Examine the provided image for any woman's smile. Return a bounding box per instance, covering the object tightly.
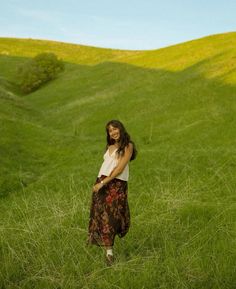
[111,133,119,139]
[108,125,120,141]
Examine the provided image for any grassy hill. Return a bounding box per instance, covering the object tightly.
[0,32,235,289]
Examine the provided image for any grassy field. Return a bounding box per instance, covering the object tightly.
[0,32,236,289]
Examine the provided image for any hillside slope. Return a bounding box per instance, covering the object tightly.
[0,33,235,289]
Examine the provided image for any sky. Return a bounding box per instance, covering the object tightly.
[1,0,236,50]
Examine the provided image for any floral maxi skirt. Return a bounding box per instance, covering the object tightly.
[87,175,130,247]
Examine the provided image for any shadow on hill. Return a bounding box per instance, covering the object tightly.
[22,53,235,143]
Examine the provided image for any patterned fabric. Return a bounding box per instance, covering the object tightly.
[87,174,130,247]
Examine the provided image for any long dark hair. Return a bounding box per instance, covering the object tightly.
[105,119,137,161]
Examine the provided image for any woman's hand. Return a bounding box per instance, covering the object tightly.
[93,182,104,193]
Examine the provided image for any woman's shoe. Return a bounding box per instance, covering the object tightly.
[105,254,115,266]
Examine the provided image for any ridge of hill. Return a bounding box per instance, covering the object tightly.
[0,36,140,65]
[0,32,236,85]
[0,32,235,66]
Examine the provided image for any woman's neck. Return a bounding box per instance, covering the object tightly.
[112,141,120,148]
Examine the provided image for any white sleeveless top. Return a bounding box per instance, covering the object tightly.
[97,147,129,181]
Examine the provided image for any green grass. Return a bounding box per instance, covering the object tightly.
[0,32,236,289]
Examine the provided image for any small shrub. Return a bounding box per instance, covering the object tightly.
[17,53,64,93]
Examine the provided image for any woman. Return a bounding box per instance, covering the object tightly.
[87,119,137,266]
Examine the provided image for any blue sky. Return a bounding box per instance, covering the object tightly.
[1,0,236,50]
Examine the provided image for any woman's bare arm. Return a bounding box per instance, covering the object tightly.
[103,143,133,184]
[102,143,133,184]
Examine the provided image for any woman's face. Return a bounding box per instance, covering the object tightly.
[108,125,120,142]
